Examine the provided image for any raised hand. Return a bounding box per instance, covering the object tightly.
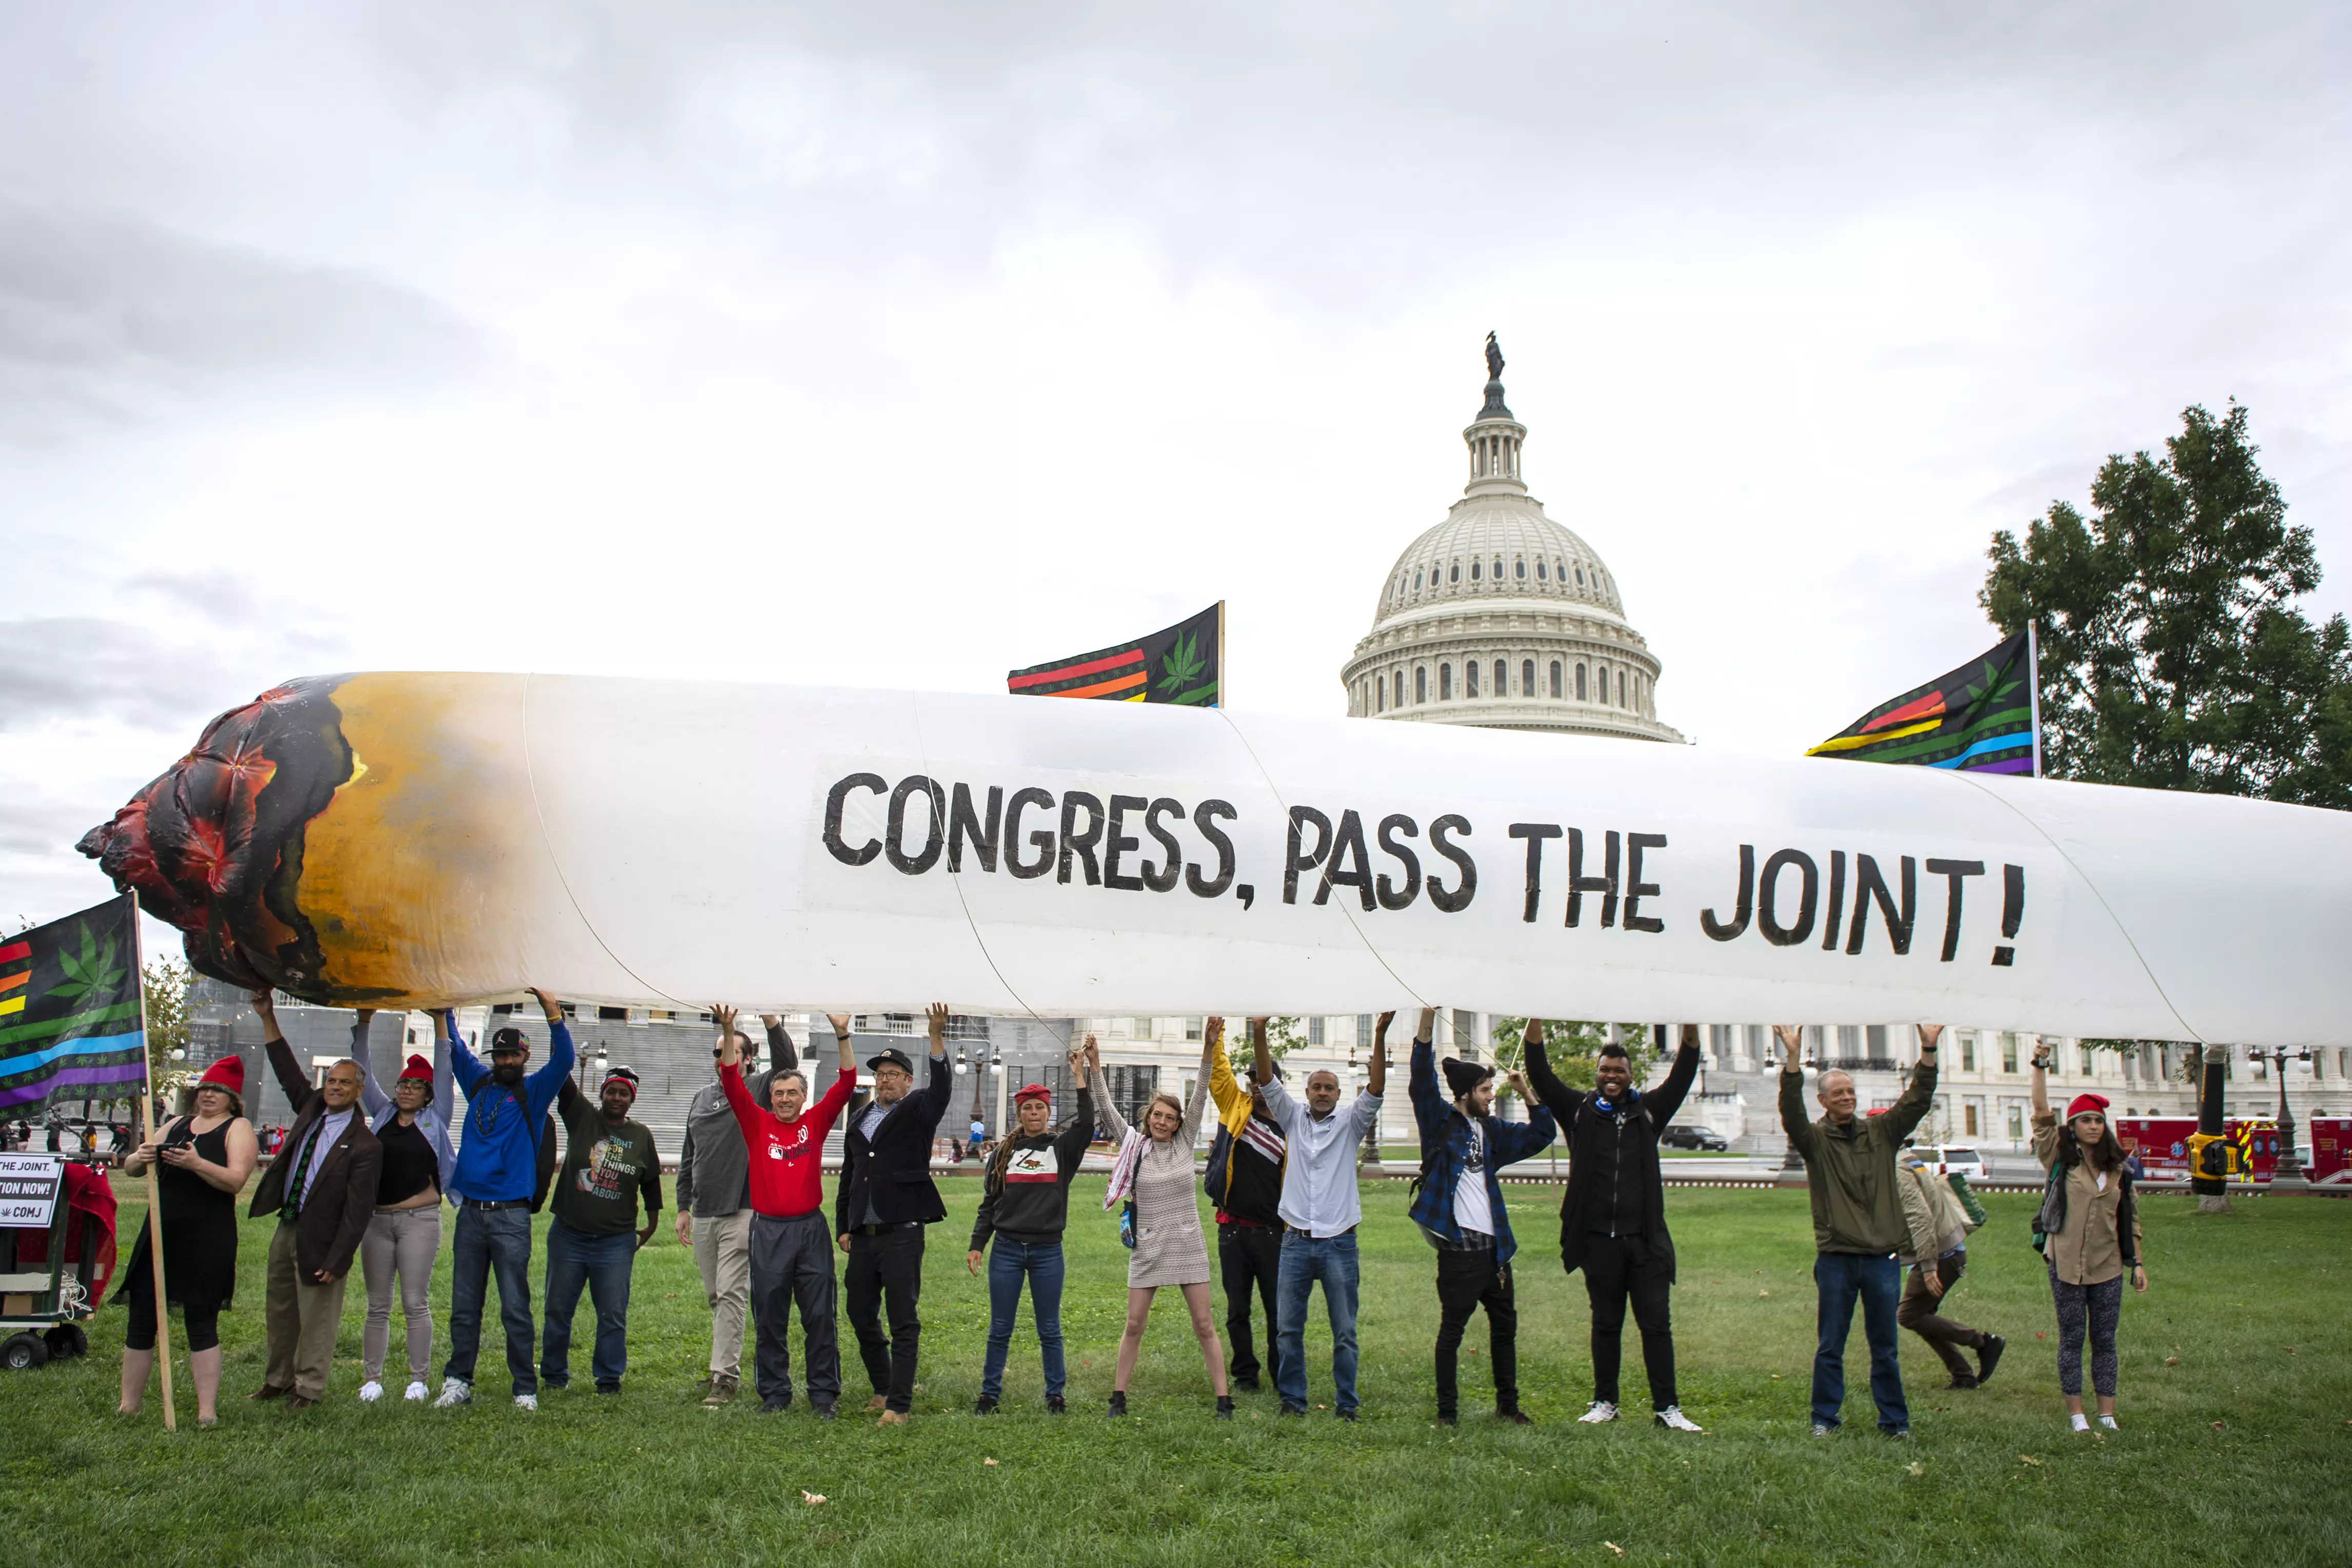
[927,1003,951,1040]
[827,1013,853,1038]
[1772,1025,1803,1065]
[528,987,561,1022]
[1203,1016,1224,1048]
[1916,1024,1944,1050]
[1416,1006,1437,1041]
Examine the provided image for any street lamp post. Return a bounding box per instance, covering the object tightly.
[2257,1045,2312,1189]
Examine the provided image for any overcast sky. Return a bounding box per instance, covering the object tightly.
[5,1,2346,942]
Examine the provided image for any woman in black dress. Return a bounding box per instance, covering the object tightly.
[117,1054,257,1426]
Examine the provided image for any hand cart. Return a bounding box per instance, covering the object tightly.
[0,1152,108,1369]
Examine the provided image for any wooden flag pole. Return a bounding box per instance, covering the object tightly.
[128,892,175,1432]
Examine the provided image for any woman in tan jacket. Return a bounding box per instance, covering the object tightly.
[2030,1045,2148,1432]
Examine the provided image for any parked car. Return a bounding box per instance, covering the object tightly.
[1659,1125,1730,1152]
[1907,1146,1987,1180]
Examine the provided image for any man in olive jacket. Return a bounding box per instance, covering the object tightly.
[1776,1023,1940,1437]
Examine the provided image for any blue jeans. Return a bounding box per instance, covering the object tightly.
[1812,1251,1907,1431]
[444,1204,536,1396]
[541,1219,637,1388]
[980,1239,1066,1402]
[1275,1230,1360,1414]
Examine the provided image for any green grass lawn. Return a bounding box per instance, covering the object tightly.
[1,1179,2344,1566]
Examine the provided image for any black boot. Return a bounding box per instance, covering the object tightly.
[1216,1395,1235,1420]
[1977,1335,2006,1385]
[1107,1391,1128,1417]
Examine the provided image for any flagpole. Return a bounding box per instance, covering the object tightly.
[1215,600,1226,709]
[128,892,175,1432]
[2025,623,2045,779]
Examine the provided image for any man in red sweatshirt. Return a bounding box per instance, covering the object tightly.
[715,1007,859,1418]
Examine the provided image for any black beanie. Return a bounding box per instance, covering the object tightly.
[1441,1057,1493,1099]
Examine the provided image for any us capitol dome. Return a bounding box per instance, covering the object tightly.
[1341,335,1683,744]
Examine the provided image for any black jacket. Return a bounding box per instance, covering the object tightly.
[834,1050,952,1233]
[1526,1037,1698,1281]
[251,1035,383,1282]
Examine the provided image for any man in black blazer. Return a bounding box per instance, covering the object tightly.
[833,1004,951,1425]
[248,991,383,1408]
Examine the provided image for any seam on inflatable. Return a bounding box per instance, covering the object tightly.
[1948,771,2200,1043]
[519,671,679,1007]
[911,694,1072,1049]
[1213,707,1430,1009]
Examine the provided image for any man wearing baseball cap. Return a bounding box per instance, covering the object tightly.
[540,1060,664,1395]
[435,988,575,1411]
[834,1005,953,1425]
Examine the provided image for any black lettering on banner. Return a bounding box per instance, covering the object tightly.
[1004,787,1056,880]
[1317,810,1377,911]
[823,773,887,866]
[884,775,947,875]
[1844,853,1916,956]
[1623,832,1668,934]
[946,783,1003,874]
[1375,815,1422,910]
[1820,849,1847,951]
[1993,862,2025,965]
[1102,795,1149,891]
[1701,844,1755,941]
[1565,827,1619,928]
[1924,858,1985,962]
[1756,849,1817,946]
[1284,806,1333,905]
[1139,798,1185,894]
[1058,792,1106,886]
[1509,823,1563,923]
[1427,815,1476,914]
[1188,800,1238,898]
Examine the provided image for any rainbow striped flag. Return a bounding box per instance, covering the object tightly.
[1807,631,2040,776]
[0,895,148,1115]
[1007,602,1223,706]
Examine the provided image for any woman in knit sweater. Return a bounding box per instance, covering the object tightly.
[1089,1030,1232,1419]
[965,1045,1095,1415]
[2029,1043,2147,1432]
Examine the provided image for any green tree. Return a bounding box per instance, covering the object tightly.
[1229,1016,1302,1082]
[1980,401,2352,806]
[1489,1018,1655,1098]
[140,959,194,1107]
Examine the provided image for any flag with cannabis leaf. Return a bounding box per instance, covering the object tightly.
[1806,631,2040,775]
[1006,602,1223,707]
[0,895,149,1116]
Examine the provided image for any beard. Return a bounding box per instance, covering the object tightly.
[492,1061,526,1085]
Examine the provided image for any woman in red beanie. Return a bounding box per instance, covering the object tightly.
[117,1054,258,1426]
[2030,1046,2147,1432]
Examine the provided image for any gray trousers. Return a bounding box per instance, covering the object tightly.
[750,1210,840,1409]
[360,1205,442,1382]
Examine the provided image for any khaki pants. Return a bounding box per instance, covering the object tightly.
[693,1209,754,1378]
[265,1221,349,1400]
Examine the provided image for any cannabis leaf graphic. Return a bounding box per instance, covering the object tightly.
[47,922,126,1005]
[1961,659,2022,708]
[1157,630,1207,697]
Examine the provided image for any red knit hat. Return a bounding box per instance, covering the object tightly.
[196,1055,245,1095]
[397,1055,433,1083]
[1013,1082,1053,1104]
[2065,1093,2110,1121]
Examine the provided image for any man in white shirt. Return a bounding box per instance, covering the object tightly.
[1251,1015,1386,1420]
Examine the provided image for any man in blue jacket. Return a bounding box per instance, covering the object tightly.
[1408,1006,1558,1426]
[434,987,575,1411]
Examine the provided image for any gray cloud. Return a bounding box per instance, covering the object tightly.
[0,617,288,732]
[0,199,480,432]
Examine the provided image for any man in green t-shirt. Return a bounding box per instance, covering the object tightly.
[542,1066,664,1394]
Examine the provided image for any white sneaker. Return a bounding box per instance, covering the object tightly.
[403,1381,429,1402]
[2098,1415,2119,1431]
[432,1378,472,1408]
[1578,1400,1619,1424]
[1654,1405,1705,1433]
[514,1393,538,1411]
[358,1380,384,1403]
[2070,1412,2090,1432]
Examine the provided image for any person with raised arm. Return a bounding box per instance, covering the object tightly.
[1204,1019,1289,1393]
[433,987,575,1411]
[1408,1007,1558,1426]
[1092,1028,1231,1418]
[1778,1022,1940,1438]
[1254,1014,1385,1421]
[834,1004,954,1425]
[117,1055,257,1426]
[246,991,383,1411]
[2029,1040,2146,1432]
[716,1005,858,1418]
[539,1056,663,1396]
[346,1008,458,1404]
[1524,1020,1704,1431]
[966,1041,1096,1415]
[677,1009,797,1405]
